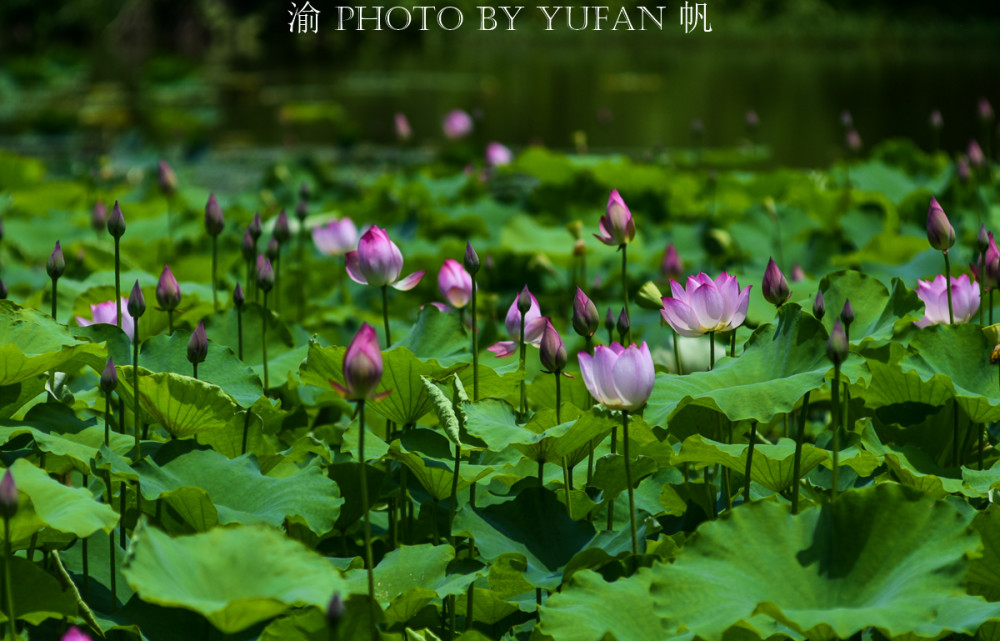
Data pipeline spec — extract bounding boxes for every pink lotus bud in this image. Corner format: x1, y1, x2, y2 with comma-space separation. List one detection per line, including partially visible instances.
241, 228, 256, 261
156, 265, 181, 311
762, 257, 790, 307
485, 142, 513, 167
827, 319, 848, 365
128, 280, 146, 318
840, 299, 855, 328
91, 201, 108, 234
846, 129, 862, 153
958, 156, 972, 184
442, 109, 473, 140
345, 226, 424, 291
266, 236, 280, 261
395, 113, 412, 141
840, 110, 853, 129
274, 211, 292, 245
100, 357, 118, 393
980, 225, 991, 254
604, 307, 615, 335
256, 254, 275, 293
745, 109, 759, 130
313, 218, 358, 257
205, 194, 225, 236
62, 626, 92, 641
464, 242, 480, 275
813, 292, 825, 320
336, 323, 383, 400
661, 272, 751, 337
0, 469, 16, 519
187, 321, 208, 365
791, 264, 805, 282
327, 593, 346, 630
616, 308, 630, 339
930, 109, 943, 130
926, 197, 955, 251
487, 290, 545, 358
578, 342, 655, 411
986, 232, 1000, 289
438, 259, 473, 308
979, 98, 994, 122
233, 283, 245, 308
594, 189, 636, 247
572, 288, 599, 338
661, 244, 683, 282
969, 140, 985, 168
516, 285, 532, 315
158, 160, 177, 196
47, 241, 65, 279
248, 212, 263, 242
107, 201, 126, 239
539, 320, 567, 373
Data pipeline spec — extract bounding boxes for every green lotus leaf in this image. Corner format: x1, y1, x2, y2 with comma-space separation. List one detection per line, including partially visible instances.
122, 521, 348, 633
0, 423, 133, 475
116, 367, 240, 439
648, 484, 997, 640
0, 556, 79, 626
0, 300, 105, 385
817, 270, 922, 345
387, 444, 491, 502
344, 543, 478, 607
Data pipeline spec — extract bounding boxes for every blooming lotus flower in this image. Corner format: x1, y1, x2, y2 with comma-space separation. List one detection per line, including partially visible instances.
330, 323, 388, 401
488, 290, 547, 358
578, 342, 655, 412
485, 142, 513, 167
395, 113, 412, 141
75, 298, 135, 341
660, 272, 751, 337
438, 259, 473, 308
346, 226, 424, 290
313, 218, 358, 256
442, 109, 473, 140
594, 189, 635, 247
915, 274, 979, 328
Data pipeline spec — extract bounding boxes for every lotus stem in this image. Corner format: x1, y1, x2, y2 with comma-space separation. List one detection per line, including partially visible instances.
262, 292, 270, 390
953, 400, 961, 468
723, 421, 733, 511
465, 582, 475, 631
730, 331, 736, 358
50, 276, 57, 321
133, 319, 141, 464
3, 515, 15, 639
241, 409, 252, 456
357, 400, 377, 635
211, 236, 218, 313
106, 476, 116, 612
471, 277, 479, 400
192, 362, 198, 380
167, 310, 174, 335
449, 442, 461, 547
744, 421, 758, 502
672, 329, 683, 375
237, 304, 243, 361
709, 331, 715, 370
980, 251, 985, 326
104, 388, 112, 447
114, 238, 122, 329
246, 257, 255, 304
297, 229, 306, 321
518, 312, 527, 416
992, 290, 995, 325
944, 250, 955, 325
562, 457, 572, 518
831, 364, 841, 503
622, 410, 638, 557
381, 285, 392, 347
792, 392, 811, 515
81, 485, 89, 602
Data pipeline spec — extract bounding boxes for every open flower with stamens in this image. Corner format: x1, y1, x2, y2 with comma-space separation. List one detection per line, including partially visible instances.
914, 274, 979, 328
488, 291, 548, 358
660, 272, 750, 337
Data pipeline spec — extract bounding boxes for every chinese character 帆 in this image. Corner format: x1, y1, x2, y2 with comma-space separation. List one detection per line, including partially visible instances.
680, 1, 711, 33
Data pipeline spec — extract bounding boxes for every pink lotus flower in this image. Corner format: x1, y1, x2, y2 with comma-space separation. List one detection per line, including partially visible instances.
488, 290, 547, 358
395, 113, 412, 141
661, 244, 682, 282
330, 323, 388, 401
578, 342, 655, 412
660, 272, 751, 337
594, 189, 635, 247
969, 140, 985, 168
345, 226, 424, 290
313, 218, 359, 256
62, 627, 92, 641
986, 232, 1000, 289
485, 142, 513, 167
75, 298, 135, 341
438, 259, 473, 308
442, 110, 473, 140
914, 274, 979, 328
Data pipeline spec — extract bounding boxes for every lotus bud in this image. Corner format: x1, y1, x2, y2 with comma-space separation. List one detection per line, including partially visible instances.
442, 109, 473, 140
128, 280, 146, 318
846, 129, 862, 153
840, 110, 853, 129
464, 242, 480, 275
840, 299, 854, 329
745, 109, 759, 131
91, 201, 108, 234
100, 357, 118, 393
539, 321, 567, 373
61, 626, 92, 641
107, 201, 126, 238
637, 281, 664, 311
594, 189, 636, 247
827, 318, 848, 365
979, 98, 994, 123
958, 157, 972, 184
295, 199, 308, 222
930, 109, 943, 130
241, 228, 256, 262
987, 233, 1000, 288
187, 321, 208, 365
979, 225, 990, 254
204, 194, 224, 236
395, 113, 412, 141
299, 182, 311, 201
813, 291, 826, 320
0, 469, 16, 520
326, 593, 346, 630
792, 264, 806, 282
604, 307, 615, 335
616, 308, 630, 341
0, 280, 7, 300
341, 323, 383, 400
566, 220, 583, 241
266, 236, 280, 261
573, 239, 586, 257
47, 241, 65, 279
572, 288, 599, 338
969, 141, 985, 168
248, 213, 263, 242
517, 286, 532, 315
156, 265, 181, 311
274, 211, 291, 245
762, 258, 790, 307
256, 254, 275, 293
438, 259, 473, 308
158, 160, 177, 195
233, 283, 245, 309
661, 243, 682, 282
926, 197, 955, 251
485, 142, 513, 167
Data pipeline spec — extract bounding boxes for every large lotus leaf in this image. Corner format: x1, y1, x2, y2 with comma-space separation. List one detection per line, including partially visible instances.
398, 306, 468, 360
672, 435, 881, 493
900, 324, 1000, 423
453, 486, 596, 589
0, 556, 79, 625
460, 399, 537, 452
0, 422, 134, 475
122, 522, 348, 633
2, 458, 118, 549
0, 300, 105, 385
137, 331, 264, 407
134, 443, 341, 535
648, 484, 996, 640
0, 376, 47, 419
387, 444, 492, 502
344, 543, 478, 607
817, 270, 922, 344
970, 507, 1000, 601
645, 305, 867, 426
513, 406, 616, 467
116, 367, 240, 439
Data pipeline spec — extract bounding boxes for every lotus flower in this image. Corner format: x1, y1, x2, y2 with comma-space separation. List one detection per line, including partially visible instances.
930, 109, 943, 130
926, 197, 955, 251
47, 241, 65, 279
62, 627, 92, 641
187, 321, 208, 365
979, 98, 994, 122
986, 233, 1000, 289
100, 357, 118, 393
661, 244, 682, 282
156, 265, 181, 311
539, 320, 567, 373
969, 140, 985, 168
313, 218, 359, 256
488, 290, 547, 358
594, 189, 635, 247
76, 298, 135, 341
572, 288, 599, 338
395, 113, 412, 141
660, 272, 751, 337
0, 469, 16, 518
827, 319, 848, 365
346, 226, 424, 290
438, 259, 473, 308
762, 257, 790, 307
331, 323, 387, 401
257, 254, 275, 292
205, 194, 224, 236
914, 274, 979, 328
485, 142, 513, 167
578, 342, 655, 412
442, 109, 473, 140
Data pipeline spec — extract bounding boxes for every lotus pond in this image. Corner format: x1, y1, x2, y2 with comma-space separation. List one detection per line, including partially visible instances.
1, 127, 1000, 641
